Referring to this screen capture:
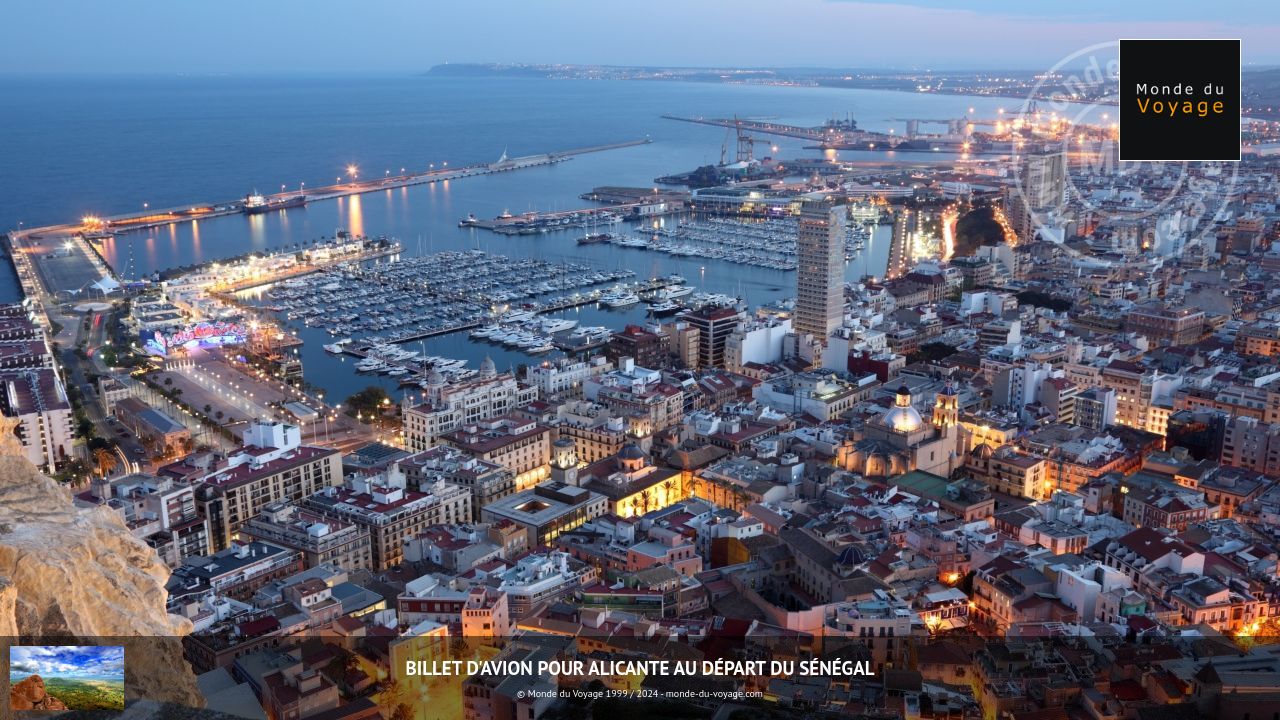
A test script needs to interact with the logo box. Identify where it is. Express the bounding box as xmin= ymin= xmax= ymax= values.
xmin=1119 ymin=39 xmax=1241 ymax=162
